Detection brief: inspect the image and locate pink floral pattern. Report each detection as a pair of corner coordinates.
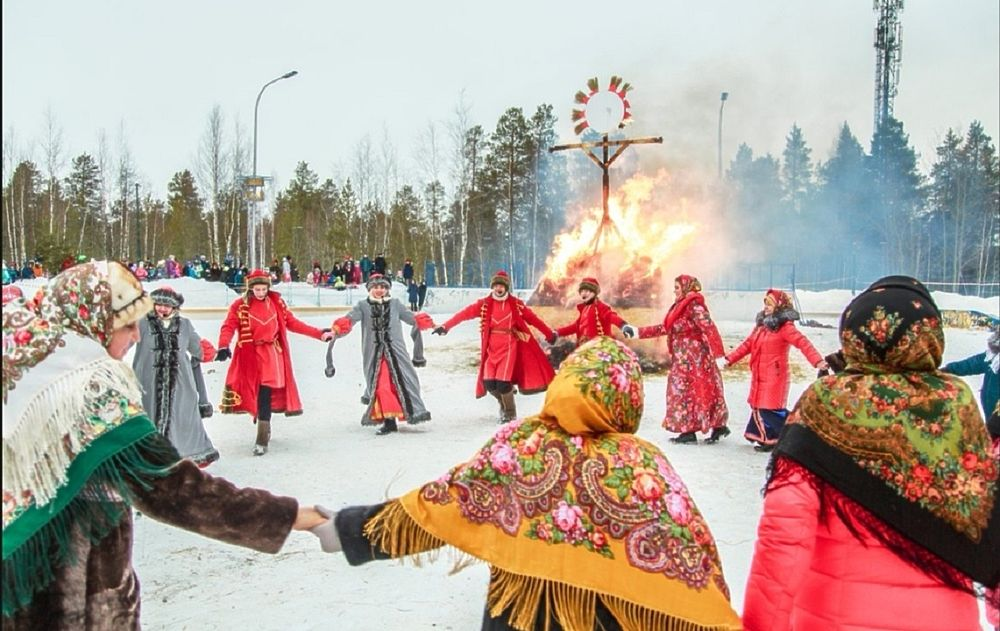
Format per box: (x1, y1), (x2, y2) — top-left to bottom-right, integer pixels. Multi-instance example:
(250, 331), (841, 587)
(418, 338), (728, 592)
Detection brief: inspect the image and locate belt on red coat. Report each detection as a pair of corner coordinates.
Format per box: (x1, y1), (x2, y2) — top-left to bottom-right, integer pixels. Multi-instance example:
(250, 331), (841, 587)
(491, 327), (530, 342)
(247, 338), (282, 351)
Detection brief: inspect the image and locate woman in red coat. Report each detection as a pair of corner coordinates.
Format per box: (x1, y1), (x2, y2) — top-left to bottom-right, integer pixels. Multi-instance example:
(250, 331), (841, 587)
(433, 270), (555, 423)
(724, 289), (827, 451)
(553, 277), (637, 346)
(635, 274), (729, 444)
(743, 276), (999, 631)
(215, 269), (332, 455)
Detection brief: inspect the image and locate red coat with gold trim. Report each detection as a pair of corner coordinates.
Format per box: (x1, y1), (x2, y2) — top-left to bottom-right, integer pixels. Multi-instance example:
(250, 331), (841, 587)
(217, 291), (323, 417)
(441, 295), (555, 398)
(555, 298), (626, 346)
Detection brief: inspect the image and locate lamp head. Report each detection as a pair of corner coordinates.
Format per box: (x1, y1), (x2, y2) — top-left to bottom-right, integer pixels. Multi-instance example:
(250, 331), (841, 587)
(282, 70), (299, 79)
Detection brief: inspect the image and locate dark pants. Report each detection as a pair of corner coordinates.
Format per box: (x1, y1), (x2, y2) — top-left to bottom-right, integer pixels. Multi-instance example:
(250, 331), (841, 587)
(257, 385), (272, 421)
(482, 380), (513, 395)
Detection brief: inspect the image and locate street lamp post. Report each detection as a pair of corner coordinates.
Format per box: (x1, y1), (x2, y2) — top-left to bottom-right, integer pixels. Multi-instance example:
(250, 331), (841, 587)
(134, 183), (142, 261)
(717, 92), (729, 179)
(248, 70), (298, 270)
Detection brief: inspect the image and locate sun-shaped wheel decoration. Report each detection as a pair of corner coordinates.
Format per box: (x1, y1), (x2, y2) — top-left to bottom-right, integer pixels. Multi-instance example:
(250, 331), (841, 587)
(572, 76), (633, 136)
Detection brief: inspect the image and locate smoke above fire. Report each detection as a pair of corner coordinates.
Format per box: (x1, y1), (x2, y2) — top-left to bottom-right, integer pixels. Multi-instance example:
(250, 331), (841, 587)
(531, 167), (733, 309)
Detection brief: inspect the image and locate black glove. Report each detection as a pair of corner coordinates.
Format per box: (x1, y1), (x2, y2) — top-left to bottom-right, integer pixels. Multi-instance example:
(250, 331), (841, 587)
(547, 332), (558, 345)
(215, 348), (232, 362)
(433, 326), (447, 336)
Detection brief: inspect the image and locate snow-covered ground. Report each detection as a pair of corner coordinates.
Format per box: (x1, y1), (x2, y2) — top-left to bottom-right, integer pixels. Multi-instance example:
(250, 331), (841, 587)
(110, 284), (994, 630)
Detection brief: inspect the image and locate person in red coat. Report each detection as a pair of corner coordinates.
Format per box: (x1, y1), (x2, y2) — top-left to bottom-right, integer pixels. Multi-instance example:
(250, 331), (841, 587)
(743, 276), (999, 631)
(553, 277), (637, 346)
(433, 270), (555, 422)
(215, 269), (333, 455)
(723, 289), (828, 451)
(635, 274), (729, 444)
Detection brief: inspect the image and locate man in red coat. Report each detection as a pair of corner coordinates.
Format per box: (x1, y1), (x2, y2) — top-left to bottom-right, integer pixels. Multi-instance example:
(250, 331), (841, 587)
(553, 277), (637, 346)
(433, 270), (555, 422)
(215, 269), (333, 455)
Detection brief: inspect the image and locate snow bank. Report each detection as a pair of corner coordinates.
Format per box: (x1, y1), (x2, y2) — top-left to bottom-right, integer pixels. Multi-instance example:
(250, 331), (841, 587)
(8, 276), (998, 319)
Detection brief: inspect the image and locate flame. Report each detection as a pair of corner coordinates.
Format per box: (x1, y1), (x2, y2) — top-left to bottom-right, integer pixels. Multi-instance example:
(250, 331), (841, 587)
(533, 170), (699, 308)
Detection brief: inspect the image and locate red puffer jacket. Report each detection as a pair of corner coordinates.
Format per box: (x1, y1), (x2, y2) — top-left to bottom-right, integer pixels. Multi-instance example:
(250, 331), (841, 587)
(743, 461), (980, 631)
(726, 320), (823, 410)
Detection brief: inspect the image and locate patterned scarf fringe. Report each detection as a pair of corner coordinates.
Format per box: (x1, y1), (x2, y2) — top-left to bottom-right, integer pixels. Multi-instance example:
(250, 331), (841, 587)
(364, 501), (734, 631)
(2, 358), (144, 509)
(2, 433), (178, 617)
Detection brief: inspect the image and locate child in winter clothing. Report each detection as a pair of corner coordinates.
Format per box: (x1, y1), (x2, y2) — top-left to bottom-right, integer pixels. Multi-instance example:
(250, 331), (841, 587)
(406, 279), (419, 311)
(552, 277), (636, 346)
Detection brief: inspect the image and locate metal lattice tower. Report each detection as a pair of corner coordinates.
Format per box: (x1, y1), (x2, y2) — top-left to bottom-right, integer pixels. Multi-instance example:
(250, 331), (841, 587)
(873, 0), (904, 131)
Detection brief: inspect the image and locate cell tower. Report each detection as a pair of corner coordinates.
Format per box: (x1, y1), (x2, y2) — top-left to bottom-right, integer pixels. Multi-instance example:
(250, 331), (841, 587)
(873, 0), (904, 131)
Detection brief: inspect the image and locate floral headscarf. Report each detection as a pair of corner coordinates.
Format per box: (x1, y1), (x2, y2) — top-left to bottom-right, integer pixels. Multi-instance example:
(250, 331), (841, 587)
(364, 338), (740, 631)
(764, 288), (793, 312)
(675, 274), (702, 297)
(3, 261), (150, 401)
(774, 275), (999, 586)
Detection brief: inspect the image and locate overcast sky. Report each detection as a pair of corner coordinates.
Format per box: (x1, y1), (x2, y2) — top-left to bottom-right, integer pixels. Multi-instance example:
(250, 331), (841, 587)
(3, 1), (998, 198)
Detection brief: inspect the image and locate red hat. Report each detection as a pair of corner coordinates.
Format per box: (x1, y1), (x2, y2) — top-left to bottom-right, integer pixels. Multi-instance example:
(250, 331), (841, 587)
(490, 270), (511, 290)
(245, 269), (271, 289)
(578, 277), (600, 294)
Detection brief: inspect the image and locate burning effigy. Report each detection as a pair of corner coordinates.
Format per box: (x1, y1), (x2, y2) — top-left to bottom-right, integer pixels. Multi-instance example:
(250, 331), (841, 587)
(528, 171), (697, 309)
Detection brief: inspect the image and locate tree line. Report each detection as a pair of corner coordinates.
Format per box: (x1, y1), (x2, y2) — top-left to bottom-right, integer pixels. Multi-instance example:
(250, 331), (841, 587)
(2, 104), (997, 294)
(726, 117), (998, 294)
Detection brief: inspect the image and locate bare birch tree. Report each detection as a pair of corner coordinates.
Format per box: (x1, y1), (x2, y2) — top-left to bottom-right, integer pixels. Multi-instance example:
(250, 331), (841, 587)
(197, 105), (227, 261)
(41, 108), (66, 237)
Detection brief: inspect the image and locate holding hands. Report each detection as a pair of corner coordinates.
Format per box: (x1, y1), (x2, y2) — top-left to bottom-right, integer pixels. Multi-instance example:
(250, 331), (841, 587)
(309, 505), (342, 553)
(715, 357), (728, 370)
(433, 326), (448, 336)
(621, 324), (637, 339)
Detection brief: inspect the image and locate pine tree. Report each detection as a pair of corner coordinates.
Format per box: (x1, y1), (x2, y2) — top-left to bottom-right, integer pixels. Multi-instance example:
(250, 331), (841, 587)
(64, 154), (103, 257)
(163, 170), (205, 259)
(483, 108), (532, 285)
(781, 124), (813, 213)
(817, 123), (872, 282)
(867, 117), (925, 276)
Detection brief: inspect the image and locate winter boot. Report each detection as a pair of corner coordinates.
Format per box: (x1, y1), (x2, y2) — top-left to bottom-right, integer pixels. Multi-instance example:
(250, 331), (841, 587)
(375, 418), (399, 436)
(705, 426), (731, 444)
(669, 432), (697, 444)
(499, 391), (517, 423)
(252, 420), (271, 456)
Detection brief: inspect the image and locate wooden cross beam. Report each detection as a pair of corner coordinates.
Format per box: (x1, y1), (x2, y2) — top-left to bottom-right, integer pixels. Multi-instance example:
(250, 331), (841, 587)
(549, 134), (663, 253)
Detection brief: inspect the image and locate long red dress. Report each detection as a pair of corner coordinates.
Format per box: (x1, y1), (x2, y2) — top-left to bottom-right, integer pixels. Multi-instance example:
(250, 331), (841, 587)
(639, 297), (728, 434)
(441, 294), (555, 398)
(217, 291), (324, 418)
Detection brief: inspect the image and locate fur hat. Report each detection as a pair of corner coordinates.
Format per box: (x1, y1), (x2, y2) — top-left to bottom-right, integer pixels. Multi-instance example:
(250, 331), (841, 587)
(150, 286), (184, 309)
(579, 277), (600, 295)
(490, 270), (511, 290)
(245, 269), (271, 289)
(107, 261), (152, 332)
(366, 273), (391, 290)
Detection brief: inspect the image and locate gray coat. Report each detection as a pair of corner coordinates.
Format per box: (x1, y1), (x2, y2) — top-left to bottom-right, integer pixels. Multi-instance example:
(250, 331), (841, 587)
(340, 297), (430, 425)
(133, 314), (218, 463)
